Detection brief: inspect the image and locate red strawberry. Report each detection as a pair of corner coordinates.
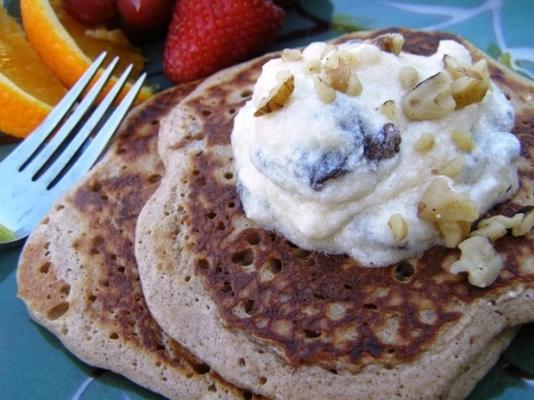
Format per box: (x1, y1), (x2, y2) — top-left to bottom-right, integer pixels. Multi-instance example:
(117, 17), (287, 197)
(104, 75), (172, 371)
(163, 0), (285, 82)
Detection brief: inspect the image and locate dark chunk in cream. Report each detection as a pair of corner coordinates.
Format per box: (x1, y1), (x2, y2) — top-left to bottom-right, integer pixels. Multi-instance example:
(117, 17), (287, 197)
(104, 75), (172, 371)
(308, 152), (350, 191)
(364, 123), (401, 161)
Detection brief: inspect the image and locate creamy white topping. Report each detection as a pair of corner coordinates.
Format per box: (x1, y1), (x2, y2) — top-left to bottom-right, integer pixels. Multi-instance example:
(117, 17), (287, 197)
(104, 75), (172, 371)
(231, 39), (520, 267)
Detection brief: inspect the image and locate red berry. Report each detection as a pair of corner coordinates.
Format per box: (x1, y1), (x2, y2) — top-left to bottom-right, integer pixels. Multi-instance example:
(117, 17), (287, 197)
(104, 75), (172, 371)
(117, 0), (175, 29)
(163, 0), (285, 83)
(63, 0), (117, 25)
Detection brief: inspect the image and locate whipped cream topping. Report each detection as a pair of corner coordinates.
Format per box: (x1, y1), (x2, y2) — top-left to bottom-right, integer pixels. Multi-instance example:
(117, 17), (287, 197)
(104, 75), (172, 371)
(231, 38), (520, 267)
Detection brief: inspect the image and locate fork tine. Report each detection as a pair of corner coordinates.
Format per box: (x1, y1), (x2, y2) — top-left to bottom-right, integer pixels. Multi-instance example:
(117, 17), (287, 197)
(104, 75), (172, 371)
(54, 72), (147, 191)
(23, 56), (120, 179)
(0, 52), (107, 171)
(42, 64), (134, 188)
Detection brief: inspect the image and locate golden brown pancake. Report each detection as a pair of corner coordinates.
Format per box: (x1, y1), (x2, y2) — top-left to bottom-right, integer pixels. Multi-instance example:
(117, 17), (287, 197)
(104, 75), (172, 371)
(17, 85), (265, 400)
(135, 29), (534, 399)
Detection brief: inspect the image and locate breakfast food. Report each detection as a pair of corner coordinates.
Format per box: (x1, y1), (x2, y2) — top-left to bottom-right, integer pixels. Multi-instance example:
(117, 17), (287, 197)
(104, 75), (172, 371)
(232, 35), (520, 267)
(163, 0), (285, 82)
(20, 0), (152, 102)
(16, 85), (263, 400)
(0, 6), (66, 138)
(136, 29), (534, 399)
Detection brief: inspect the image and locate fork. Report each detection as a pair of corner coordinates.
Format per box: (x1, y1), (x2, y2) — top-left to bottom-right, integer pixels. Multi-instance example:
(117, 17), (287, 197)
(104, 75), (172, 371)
(0, 52), (147, 248)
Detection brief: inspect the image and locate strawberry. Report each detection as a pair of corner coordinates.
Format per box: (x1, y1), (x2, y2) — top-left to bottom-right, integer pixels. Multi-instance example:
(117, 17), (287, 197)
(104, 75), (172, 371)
(163, 0), (285, 82)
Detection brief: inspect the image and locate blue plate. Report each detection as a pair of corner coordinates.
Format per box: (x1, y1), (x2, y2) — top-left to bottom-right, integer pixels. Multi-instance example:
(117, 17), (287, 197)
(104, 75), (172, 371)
(1, 1), (533, 399)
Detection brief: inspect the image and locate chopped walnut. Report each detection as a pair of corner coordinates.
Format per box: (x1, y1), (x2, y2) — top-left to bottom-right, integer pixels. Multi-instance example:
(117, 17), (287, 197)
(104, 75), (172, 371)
(418, 177), (478, 247)
(418, 178), (479, 224)
(413, 132), (435, 153)
(449, 236), (503, 288)
(281, 48), (302, 62)
(388, 213), (409, 242)
(313, 75), (336, 104)
(451, 130), (474, 152)
(439, 156), (465, 177)
(370, 33), (405, 55)
(323, 57), (362, 96)
(399, 66), (419, 89)
(305, 60), (322, 74)
(444, 55), (490, 109)
(402, 72), (456, 120)
(512, 209), (534, 236)
(379, 100), (396, 121)
(254, 71), (295, 117)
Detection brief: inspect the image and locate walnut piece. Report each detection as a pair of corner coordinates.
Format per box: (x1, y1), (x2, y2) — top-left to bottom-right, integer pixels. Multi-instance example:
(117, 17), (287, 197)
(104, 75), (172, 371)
(402, 72), (456, 120)
(388, 213), (409, 242)
(451, 130), (475, 152)
(413, 132), (435, 153)
(254, 71), (295, 117)
(444, 55), (490, 109)
(370, 33), (405, 55)
(449, 236), (503, 288)
(399, 66), (419, 89)
(418, 177), (478, 247)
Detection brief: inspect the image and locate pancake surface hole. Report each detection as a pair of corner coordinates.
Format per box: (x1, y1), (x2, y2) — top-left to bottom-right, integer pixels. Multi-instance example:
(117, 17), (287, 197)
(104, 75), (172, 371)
(232, 249), (254, 266)
(246, 232), (261, 245)
(193, 362), (211, 374)
(147, 174), (161, 184)
(222, 281), (232, 293)
(241, 90), (253, 98)
(39, 262), (50, 274)
(47, 302), (70, 320)
(244, 299), (255, 315)
(60, 284), (70, 296)
(393, 261), (415, 282)
(304, 329), (321, 339)
(265, 258), (282, 273)
(195, 258), (209, 270)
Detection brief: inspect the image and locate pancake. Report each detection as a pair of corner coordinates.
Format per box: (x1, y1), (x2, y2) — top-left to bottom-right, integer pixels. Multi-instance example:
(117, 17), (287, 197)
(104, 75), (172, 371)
(135, 29), (534, 399)
(16, 85), (265, 400)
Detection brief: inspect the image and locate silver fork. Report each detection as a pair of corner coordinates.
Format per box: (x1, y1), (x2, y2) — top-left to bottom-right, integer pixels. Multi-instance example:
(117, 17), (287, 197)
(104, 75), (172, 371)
(0, 52), (147, 248)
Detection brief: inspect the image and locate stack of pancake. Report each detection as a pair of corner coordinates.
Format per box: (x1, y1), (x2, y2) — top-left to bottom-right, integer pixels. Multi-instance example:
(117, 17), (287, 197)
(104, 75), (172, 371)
(17, 29), (534, 400)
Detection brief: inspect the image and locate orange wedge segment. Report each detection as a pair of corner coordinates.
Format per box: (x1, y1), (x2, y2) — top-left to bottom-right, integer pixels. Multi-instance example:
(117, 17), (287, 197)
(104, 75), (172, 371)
(0, 6), (66, 138)
(20, 0), (153, 103)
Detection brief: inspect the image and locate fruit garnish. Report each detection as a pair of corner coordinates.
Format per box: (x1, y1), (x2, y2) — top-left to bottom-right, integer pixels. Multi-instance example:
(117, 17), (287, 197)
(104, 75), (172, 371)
(117, 0), (174, 30)
(20, 0), (152, 103)
(163, 0), (285, 82)
(0, 6), (66, 138)
(63, 0), (118, 25)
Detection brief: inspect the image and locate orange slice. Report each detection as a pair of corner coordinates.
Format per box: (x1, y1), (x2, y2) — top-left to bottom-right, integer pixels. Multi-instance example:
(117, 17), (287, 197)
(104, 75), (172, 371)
(0, 6), (66, 138)
(20, 0), (153, 103)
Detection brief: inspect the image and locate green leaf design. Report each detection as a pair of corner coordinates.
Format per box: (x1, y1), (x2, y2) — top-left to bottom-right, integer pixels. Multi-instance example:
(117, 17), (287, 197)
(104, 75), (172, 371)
(499, 52), (513, 69)
(487, 43), (502, 59)
(331, 13), (370, 33)
(0, 223), (16, 242)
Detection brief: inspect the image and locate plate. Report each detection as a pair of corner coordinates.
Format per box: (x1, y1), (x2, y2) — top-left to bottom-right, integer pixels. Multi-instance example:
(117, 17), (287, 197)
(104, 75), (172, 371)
(1, 1), (533, 399)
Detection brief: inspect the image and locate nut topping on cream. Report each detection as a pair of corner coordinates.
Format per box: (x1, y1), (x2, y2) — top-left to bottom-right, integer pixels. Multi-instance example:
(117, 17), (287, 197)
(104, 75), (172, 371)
(254, 71), (295, 117)
(232, 35), (520, 267)
(450, 236), (503, 288)
(402, 72), (456, 120)
(369, 33), (405, 55)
